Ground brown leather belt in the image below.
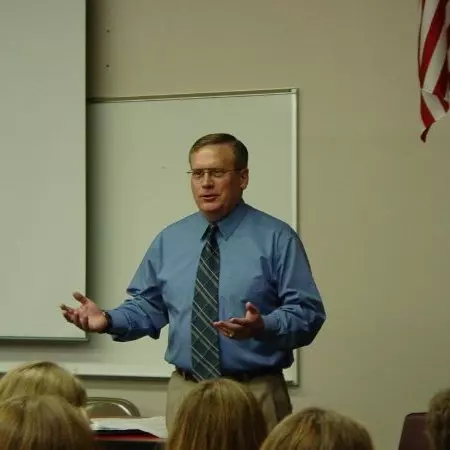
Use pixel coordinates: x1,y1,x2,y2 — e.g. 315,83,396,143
175,366,283,383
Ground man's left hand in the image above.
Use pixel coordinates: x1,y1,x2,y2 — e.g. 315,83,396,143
213,302,264,340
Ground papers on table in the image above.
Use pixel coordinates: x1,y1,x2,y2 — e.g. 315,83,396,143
90,416,168,438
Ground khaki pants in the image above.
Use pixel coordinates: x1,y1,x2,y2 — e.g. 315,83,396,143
165,370,292,433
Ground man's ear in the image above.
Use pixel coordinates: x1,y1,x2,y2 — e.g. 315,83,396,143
240,168,249,190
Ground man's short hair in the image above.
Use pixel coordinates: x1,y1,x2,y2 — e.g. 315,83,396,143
189,133,248,170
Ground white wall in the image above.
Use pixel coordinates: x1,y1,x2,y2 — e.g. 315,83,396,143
84,1,450,449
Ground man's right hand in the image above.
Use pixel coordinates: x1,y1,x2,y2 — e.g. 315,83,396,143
60,291,108,333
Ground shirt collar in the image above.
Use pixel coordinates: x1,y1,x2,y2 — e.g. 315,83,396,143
198,200,248,241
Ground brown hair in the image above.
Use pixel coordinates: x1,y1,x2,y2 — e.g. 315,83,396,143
261,407,374,450
166,378,267,450
189,133,248,170
427,388,450,450
0,361,87,409
0,394,95,450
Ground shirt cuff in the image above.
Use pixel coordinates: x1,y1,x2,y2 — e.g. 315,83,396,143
104,309,129,334
261,311,280,333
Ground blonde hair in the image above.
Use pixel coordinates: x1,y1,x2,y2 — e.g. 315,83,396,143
261,407,374,450
0,361,87,409
427,388,450,450
0,394,95,450
166,378,267,450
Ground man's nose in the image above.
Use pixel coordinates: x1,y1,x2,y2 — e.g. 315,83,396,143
201,173,214,187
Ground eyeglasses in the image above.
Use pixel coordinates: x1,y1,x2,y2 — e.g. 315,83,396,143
187,168,241,180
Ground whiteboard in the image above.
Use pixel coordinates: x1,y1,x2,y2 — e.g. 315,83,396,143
0,90,300,384
0,0,86,340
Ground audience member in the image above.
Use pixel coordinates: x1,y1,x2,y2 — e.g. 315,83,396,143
427,388,450,450
0,394,95,450
261,406,374,450
0,361,87,417
166,378,267,450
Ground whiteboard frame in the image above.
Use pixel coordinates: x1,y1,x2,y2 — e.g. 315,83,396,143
88,87,299,235
0,0,87,343
84,88,300,384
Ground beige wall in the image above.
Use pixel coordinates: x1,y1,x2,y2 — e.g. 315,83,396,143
85,1,450,449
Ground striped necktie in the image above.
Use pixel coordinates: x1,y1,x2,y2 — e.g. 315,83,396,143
191,224,221,380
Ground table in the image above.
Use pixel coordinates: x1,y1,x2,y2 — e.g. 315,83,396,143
96,432,164,450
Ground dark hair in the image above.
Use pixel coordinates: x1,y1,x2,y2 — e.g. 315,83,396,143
189,133,248,170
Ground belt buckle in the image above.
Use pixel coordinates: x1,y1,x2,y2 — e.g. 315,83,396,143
179,368,200,383
239,372,252,382
226,371,250,383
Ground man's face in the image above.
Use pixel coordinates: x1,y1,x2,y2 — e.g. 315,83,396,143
190,145,249,222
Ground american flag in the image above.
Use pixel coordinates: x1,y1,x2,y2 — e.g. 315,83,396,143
418,0,450,141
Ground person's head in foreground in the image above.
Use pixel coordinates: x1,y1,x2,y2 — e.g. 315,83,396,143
166,377,268,450
0,394,95,450
427,388,450,450
0,361,87,416
260,406,374,450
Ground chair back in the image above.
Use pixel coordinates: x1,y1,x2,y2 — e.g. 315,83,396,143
398,413,431,450
86,397,141,418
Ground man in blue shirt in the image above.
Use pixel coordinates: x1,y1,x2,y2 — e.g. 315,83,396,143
61,133,326,430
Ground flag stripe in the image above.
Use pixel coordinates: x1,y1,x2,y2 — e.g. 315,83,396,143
420,1,446,83
434,63,450,99
423,27,447,89
418,0,450,141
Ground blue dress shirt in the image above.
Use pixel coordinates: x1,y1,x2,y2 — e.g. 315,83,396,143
107,201,326,372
